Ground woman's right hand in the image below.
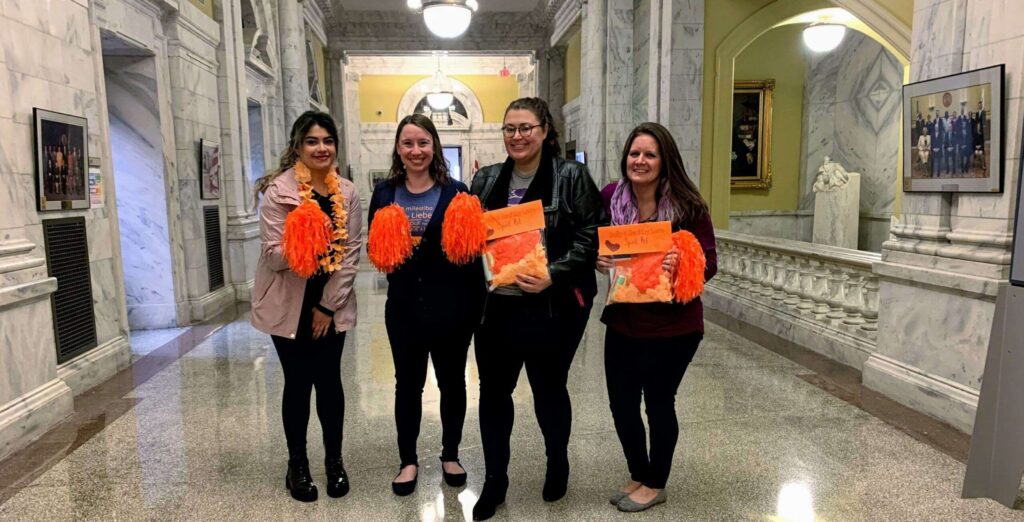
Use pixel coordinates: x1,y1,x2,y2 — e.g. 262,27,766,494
597,255,614,274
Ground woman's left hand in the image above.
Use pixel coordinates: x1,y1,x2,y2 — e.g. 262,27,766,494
516,272,553,293
311,308,333,340
663,247,679,273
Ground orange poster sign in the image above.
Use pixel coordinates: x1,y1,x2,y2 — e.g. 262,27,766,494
598,221,672,256
482,200,546,239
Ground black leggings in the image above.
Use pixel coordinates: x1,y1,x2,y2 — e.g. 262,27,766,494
272,330,346,461
386,313,473,466
475,294,591,481
604,327,701,489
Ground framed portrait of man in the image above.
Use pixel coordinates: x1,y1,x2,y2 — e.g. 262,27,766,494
34,108,89,211
903,64,1004,193
731,80,774,190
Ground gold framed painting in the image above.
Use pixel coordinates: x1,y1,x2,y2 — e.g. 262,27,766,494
731,80,774,189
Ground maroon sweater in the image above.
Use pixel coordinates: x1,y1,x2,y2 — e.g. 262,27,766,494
600,210,717,338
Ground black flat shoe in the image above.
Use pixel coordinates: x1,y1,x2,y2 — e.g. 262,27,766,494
472,476,508,521
542,462,569,502
325,457,350,498
285,457,318,502
441,458,467,487
391,464,418,496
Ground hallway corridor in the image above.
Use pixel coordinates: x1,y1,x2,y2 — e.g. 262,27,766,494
0,270,1019,521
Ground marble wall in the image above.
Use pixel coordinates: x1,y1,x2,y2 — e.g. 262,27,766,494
632,0,650,125
800,31,903,251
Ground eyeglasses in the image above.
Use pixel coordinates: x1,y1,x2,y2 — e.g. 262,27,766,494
501,124,542,138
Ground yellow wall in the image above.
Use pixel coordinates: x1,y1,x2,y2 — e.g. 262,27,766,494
188,0,214,18
881,0,914,29
565,29,582,104
731,25,806,211
358,75,519,123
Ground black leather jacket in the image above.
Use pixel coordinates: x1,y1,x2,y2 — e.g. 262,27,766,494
470,151,608,314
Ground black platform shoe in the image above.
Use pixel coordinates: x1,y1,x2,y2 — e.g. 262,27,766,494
285,457,318,502
325,457,350,498
542,461,569,502
441,458,467,487
471,476,508,521
391,464,418,496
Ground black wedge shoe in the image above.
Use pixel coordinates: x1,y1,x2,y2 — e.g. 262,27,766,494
325,457,350,498
471,475,508,521
285,457,318,502
542,460,569,502
391,464,418,496
440,458,467,487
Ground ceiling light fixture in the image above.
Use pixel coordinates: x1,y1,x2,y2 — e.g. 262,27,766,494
427,55,455,111
408,0,479,39
802,23,846,53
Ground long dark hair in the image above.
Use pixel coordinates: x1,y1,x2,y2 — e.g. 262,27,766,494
254,110,340,203
619,122,708,226
388,114,450,185
504,97,561,157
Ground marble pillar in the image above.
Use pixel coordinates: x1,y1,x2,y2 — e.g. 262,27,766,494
279,0,309,126
813,172,861,250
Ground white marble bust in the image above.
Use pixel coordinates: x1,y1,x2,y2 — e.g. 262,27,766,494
813,156,852,192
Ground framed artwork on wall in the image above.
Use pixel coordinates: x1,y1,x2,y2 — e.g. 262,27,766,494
368,169,389,193
34,108,89,211
730,80,774,190
1011,117,1024,287
200,139,221,200
903,64,1004,193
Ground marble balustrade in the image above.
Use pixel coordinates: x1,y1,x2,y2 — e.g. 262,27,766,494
710,230,881,346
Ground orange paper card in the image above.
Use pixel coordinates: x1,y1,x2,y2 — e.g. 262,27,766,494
598,222,673,256
482,200,546,240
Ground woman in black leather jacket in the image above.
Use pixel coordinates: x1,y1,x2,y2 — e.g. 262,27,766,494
469,97,607,521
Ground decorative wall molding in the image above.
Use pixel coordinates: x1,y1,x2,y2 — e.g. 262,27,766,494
550,0,583,47
56,336,131,397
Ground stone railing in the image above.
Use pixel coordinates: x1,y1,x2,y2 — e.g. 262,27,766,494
710,230,882,344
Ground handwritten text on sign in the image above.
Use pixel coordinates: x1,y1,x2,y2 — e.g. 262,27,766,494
598,221,672,255
482,200,546,240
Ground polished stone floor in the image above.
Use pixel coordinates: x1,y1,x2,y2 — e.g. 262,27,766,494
2,270,1023,521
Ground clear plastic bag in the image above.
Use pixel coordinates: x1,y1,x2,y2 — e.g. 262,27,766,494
481,200,550,292
600,221,674,304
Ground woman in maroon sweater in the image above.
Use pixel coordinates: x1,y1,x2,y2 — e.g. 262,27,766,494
597,122,717,513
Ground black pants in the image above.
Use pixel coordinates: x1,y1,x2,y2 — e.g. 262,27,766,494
475,294,591,480
386,312,473,466
272,329,346,461
605,327,701,489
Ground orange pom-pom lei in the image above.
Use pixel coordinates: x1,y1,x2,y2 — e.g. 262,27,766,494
282,161,348,278
442,192,487,265
672,230,706,303
368,204,414,273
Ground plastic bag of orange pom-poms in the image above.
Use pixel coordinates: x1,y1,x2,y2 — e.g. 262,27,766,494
481,200,550,292
600,222,675,304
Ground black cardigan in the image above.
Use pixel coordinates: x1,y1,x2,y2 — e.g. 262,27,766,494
367,179,485,329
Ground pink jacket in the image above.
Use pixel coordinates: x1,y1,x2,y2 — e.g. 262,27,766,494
251,168,363,339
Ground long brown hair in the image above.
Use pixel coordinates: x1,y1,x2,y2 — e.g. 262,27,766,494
388,113,450,185
254,110,340,205
619,122,708,226
504,97,561,157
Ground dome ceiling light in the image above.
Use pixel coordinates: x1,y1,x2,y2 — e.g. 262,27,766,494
426,56,455,111
803,23,846,53
407,0,480,39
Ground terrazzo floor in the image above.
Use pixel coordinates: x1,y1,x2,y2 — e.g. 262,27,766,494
1,270,1022,521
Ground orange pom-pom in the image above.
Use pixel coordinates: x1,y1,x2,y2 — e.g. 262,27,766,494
442,192,487,265
368,204,414,273
672,230,706,303
283,200,332,278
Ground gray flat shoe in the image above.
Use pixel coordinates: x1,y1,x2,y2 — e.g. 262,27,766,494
609,490,629,505
616,489,667,512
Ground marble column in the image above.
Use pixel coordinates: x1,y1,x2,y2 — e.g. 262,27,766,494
279,0,309,125
545,46,567,144
659,0,704,182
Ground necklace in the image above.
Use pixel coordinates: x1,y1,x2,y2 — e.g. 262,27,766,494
293,161,348,274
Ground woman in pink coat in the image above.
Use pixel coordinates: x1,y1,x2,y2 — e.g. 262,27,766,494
252,111,362,503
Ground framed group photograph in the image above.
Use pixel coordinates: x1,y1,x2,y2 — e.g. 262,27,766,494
34,108,89,211
903,64,1004,193
200,139,221,200
731,80,774,190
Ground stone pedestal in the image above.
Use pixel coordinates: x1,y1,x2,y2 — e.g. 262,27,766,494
813,172,860,249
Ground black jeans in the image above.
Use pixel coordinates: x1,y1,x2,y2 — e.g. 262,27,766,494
272,329,346,461
604,327,701,489
386,312,473,467
475,294,591,481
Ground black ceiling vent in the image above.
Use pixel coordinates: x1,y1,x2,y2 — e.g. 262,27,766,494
43,217,98,364
204,205,224,291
